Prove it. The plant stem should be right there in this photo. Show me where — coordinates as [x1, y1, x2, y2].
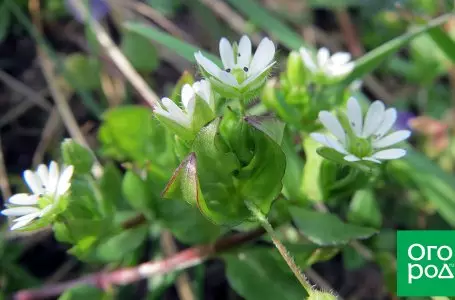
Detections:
[245, 201, 313, 294]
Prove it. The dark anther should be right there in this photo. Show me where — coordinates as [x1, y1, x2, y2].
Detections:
[351, 122, 355, 126]
[243, 67, 248, 72]
[38, 194, 43, 198]
[225, 68, 231, 72]
[238, 53, 241, 57]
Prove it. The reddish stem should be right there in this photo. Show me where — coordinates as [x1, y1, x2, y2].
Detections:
[13, 228, 265, 300]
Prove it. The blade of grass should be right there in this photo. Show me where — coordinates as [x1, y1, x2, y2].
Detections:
[124, 23, 221, 65]
[427, 26, 455, 63]
[345, 14, 451, 84]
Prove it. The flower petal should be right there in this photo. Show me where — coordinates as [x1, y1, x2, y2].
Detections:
[248, 37, 275, 77]
[219, 38, 235, 69]
[39, 205, 53, 217]
[373, 130, 411, 148]
[318, 111, 346, 145]
[374, 108, 397, 138]
[299, 47, 317, 72]
[362, 100, 385, 138]
[237, 35, 252, 68]
[24, 170, 44, 195]
[193, 80, 213, 109]
[362, 157, 382, 164]
[57, 165, 74, 196]
[344, 155, 361, 162]
[217, 70, 239, 87]
[317, 47, 330, 66]
[347, 97, 363, 137]
[195, 52, 224, 79]
[310, 133, 348, 154]
[160, 98, 190, 127]
[2, 206, 40, 216]
[11, 211, 40, 223]
[181, 84, 195, 112]
[330, 52, 352, 65]
[37, 164, 49, 187]
[241, 62, 275, 88]
[10, 212, 40, 230]
[372, 148, 407, 160]
[8, 193, 38, 205]
[47, 161, 60, 195]
[327, 62, 354, 77]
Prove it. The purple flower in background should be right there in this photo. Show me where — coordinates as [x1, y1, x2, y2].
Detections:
[64, 0, 110, 22]
[394, 111, 416, 131]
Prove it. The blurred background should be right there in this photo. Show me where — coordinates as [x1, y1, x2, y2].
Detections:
[1, 0, 455, 299]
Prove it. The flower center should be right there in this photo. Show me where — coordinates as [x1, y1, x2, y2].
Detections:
[37, 195, 52, 210]
[229, 67, 248, 84]
[347, 136, 373, 158]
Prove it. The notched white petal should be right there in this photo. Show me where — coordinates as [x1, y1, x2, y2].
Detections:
[372, 148, 406, 160]
[362, 100, 385, 138]
[2, 206, 40, 216]
[249, 37, 275, 76]
[318, 111, 346, 145]
[237, 35, 252, 68]
[8, 193, 38, 205]
[219, 38, 235, 69]
[299, 47, 317, 72]
[344, 155, 360, 162]
[347, 97, 363, 137]
[373, 130, 411, 148]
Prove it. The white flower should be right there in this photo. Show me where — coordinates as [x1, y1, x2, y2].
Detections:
[1, 161, 74, 230]
[299, 47, 355, 79]
[154, 80, 214, 128]
[194, 35, 275, 95]
[311, 97, 411, 164]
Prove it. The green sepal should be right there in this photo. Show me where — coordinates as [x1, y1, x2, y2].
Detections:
[316, 146, 379, 174]
[154, 114, 194, 141]
[61, 139, 94, 175]
[190, 95, 216, 131]
[307, 291, 338, 300]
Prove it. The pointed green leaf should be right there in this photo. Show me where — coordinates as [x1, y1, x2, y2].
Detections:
[96, 226, 147, 262]
[347, 189, 382, 228]
[224, 248, 308, 300]
[290, 207, 378, 246]
[61, 139, 94, 175]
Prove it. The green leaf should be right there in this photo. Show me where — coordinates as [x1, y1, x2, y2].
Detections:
[281, 130, 306, 203]
[61, 139, 94, 175]
[124, 22, 221, 64]
[375, 251, 397, 295]
[290, 207, 378, 246]
[345, 14, 451, 84]
[427, 26, 455, 63]
[155, 196, 222, 244]
[224, 248, 308, 300]
[96, 226, 147, 262]
[244, 116, 285, 145]
[301, 136, 325, 202]
[99, 106, 175, 167]
[63, 53, 101, 91]
[122, 170, 154, 217]
[347, 189, 382, 228]
[226, 0, 305, 49]
[388, 148, 455, 227]
[121, 30, 159, 72]
[59, 285, 106, 300]
[99, 163, 124, 210]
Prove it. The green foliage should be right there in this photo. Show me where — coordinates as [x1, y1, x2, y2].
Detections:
[224, 248, 309, 300]
[121, 31, 159, 72]
[347, 189, 382, 228]
[61, 139, 94, 175]
[63, 53, 102, 91]
[290, 207, 378, 246]
[59, 286, 107, 300]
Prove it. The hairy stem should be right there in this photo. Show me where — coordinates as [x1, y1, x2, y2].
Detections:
[245, 201, 313, 294]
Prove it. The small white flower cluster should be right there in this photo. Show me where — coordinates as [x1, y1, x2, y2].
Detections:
[300, 47, 355, 80]
[1, 162, 73, 230]
[311, 97, 411, 163]
[155, 35, 276, 128]
[195, 35, 275, 92]
[154, 80, 214, 128]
